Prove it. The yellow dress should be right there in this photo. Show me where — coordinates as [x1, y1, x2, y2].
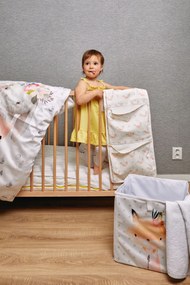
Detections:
[70, 78, 107, 146]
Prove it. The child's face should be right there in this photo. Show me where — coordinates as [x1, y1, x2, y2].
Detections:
[83, 55, 103, 80]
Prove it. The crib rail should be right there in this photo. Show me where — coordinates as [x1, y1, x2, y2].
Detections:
[19, 92, 115, 197]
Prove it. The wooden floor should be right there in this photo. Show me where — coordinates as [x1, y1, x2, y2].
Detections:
[0, 197, 189, 285]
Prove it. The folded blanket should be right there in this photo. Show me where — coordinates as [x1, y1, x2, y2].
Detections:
[166, 195, 190, 279]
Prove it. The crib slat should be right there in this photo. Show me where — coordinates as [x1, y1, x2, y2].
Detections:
[75, 103, 80, 191]
[41, 137, 45, 192]
[87, 103, 91, 191]
[47, 125, 51, 145]
[30, 168, 34, 192]
[53, 116, 58, 192]
[110, 180, 114, 191]
[64, 100, 68, 191]
[76, 142, 80, 191]
[56, 116, 59, 145]
[98, 100, 102, 191]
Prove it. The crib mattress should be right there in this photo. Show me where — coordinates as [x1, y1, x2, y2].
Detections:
[22, 145, 112, 191]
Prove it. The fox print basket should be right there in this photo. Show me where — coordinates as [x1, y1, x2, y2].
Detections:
[114, 174, 189, 273]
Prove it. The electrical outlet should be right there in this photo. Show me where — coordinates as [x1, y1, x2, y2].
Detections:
[172, 147, 182, 160]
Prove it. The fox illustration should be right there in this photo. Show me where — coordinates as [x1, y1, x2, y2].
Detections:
[128, 208, 166, 271]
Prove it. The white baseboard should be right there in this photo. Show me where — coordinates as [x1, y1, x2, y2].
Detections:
[157, 174, 190, 181]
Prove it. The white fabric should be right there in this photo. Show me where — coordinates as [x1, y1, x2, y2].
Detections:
[0, 81, 72, 201]
[22, 145, 111, 191]
[166, 195, 190, 279]
[118, 174, 188, 201]
[103, 88, 157, 184]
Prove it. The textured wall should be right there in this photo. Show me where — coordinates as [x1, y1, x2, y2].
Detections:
[1, 0, 190, 174]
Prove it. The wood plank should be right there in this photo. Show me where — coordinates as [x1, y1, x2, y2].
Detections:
[0, 201, 189, 285]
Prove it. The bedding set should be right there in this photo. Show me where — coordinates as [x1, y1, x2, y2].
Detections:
[0, 82, 156, 202]
[0, 81, 71, 201]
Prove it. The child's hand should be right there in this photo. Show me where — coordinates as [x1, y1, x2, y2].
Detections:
[95, 90, 103, 99]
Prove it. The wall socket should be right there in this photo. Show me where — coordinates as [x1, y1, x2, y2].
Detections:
[172, 147, 182, 160]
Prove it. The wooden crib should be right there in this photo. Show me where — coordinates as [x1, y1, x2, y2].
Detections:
[18, 93, 115, 197]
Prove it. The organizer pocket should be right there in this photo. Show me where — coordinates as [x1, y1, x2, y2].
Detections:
[107, 103, 150, 144]
[110, 138, 152, 154]
[108, 138, 156, 182]
[110, 103, 144, 117]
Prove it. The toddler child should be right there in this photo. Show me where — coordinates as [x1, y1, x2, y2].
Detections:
[70, 49, 131, 174]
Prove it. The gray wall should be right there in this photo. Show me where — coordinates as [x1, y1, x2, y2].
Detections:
[1, 0, 190, 174]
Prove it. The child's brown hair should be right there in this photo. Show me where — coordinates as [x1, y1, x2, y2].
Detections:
[82, 49, 104, 66]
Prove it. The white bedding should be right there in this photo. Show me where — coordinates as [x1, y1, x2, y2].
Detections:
[0, 81, 72, 201]
[22, 145, 112, 191]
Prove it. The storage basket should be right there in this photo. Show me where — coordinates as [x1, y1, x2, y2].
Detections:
[114, 174, 189, 274]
